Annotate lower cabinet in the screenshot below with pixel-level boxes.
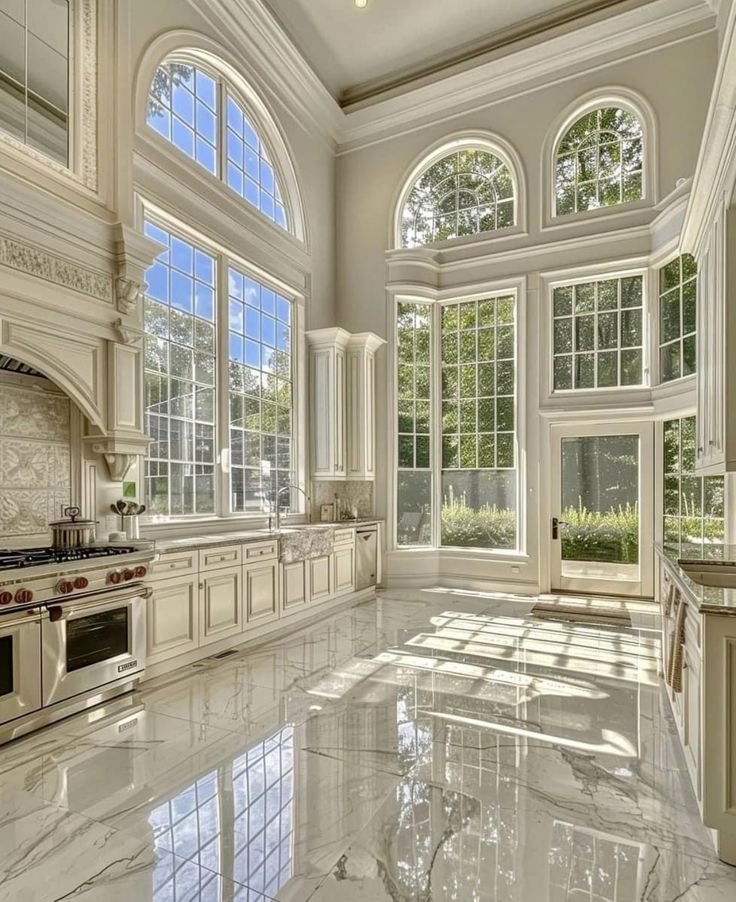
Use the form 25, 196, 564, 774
147, 574, 199, 665
199, 566, 243, 645
333, 545, 355, 596
245, 559, 279, 625
308, 554, 332, 603
282, 560, 307, 611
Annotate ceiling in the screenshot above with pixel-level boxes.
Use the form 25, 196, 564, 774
263, 0, 639, 107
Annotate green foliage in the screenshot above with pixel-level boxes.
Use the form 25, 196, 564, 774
441, 498, 516, 549
560, 503, 639, 564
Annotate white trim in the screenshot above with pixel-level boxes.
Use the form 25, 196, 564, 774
134, 30, 309, 247
542, 86, 658, 226
389, 131, 527, 250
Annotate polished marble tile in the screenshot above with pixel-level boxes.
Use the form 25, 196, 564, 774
0, 588, 734, 902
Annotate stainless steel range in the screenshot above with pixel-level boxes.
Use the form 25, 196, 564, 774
0, 544, 155, 744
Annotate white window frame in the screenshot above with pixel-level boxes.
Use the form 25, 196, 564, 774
539, 261, 651, 407
0, 0, 97, 191
391, 280, 527, 558
391, 131, 527, 250
542, 88, 657, 230
143, 53, 299, 239
139, 199, 306, 524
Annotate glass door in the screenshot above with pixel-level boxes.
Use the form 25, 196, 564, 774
550, 422, 654, 597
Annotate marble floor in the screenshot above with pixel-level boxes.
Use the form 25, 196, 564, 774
1, 588, 736, 901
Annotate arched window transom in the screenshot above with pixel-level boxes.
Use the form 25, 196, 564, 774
400, 148, 516, 248
147, 61, 288, 231
555, 107, 643, 216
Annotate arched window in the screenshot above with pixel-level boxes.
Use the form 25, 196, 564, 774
146, 61, 288, 231
399, 147, 516, 248
554, 106, 643, 216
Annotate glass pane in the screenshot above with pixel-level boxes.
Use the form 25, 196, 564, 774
441, 470, 516, 549
561, 435, 640, 577
659, 255, 697, 384
66, 609, 129, 673
397, 471, 432, 546
0, 0, 69, 164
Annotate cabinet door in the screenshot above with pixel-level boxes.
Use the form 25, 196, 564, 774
282, 560, 307, 611
199, 567, 242, 645
147, 576, 199, 664
245, 560, 279, 625
308, 554, 332, 603
333, 546, 355, 596
683, 649, 702, 802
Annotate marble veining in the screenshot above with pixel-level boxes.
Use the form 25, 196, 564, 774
1, 588, 735, 900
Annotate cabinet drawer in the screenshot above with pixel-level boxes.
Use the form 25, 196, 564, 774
334, 528, 355, 547
148, 551, 198, 581
243, 540, 278, 562
199, 545, 242, 572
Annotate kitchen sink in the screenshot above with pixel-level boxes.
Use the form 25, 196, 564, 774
273, 525, 335, 563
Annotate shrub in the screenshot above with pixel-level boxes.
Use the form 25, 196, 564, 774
560, 503, 639, 564
441, 498, 516, 549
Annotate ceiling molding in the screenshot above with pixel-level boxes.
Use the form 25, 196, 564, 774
338, 0, 715, 154
190, 0, 714, 157
339, 0, 644, 109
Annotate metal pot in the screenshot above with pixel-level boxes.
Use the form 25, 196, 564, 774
49, 506, 98, 549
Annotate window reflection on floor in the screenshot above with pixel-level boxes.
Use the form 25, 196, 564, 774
548, 820, 639, 902
148, 725, 294, 900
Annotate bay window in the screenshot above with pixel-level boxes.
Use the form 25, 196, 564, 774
396, 292, 519, 551
143, 217, 297, 519
658, 254, 697, 383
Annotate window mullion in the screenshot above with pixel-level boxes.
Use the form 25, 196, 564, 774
216, 254, 231, 517
431, 302, 443, 549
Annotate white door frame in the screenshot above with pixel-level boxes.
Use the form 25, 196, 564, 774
549, 420, 654, 598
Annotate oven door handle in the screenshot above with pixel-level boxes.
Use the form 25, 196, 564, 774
0, 606, 43, 627
45, 586, 152, 620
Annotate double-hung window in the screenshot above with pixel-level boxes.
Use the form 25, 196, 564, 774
143, 218, 296, 519
396, 293, 520, 551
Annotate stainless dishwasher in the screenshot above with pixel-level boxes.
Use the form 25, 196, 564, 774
356, 525, 378, 589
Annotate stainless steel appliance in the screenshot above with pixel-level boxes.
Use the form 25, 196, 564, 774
48, 506, 98, 548
0, 544, 154, 744
356, 525, 378, 589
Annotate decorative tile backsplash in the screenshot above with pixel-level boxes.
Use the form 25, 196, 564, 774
0, 376, 71, 539
311, 480, 373, 521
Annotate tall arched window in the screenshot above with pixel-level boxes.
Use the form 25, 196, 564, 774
554, 106, 643, 216
399, 146, 517, 248
146, 60, 288, 231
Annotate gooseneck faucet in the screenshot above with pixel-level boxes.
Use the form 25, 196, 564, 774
273, 483, 311, 531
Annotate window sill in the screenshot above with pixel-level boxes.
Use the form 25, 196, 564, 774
391, 546, 530, 562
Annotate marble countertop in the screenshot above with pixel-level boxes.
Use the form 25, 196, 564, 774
676, 542, 736, 566
153, 519, 383, 554
656, 543, 736, 615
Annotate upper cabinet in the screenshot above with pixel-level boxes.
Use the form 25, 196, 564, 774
306, 328, 385, 481
694, 201, 734, 475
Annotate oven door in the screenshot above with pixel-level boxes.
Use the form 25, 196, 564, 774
42, 587, 150, 708
0, 608, 43, 726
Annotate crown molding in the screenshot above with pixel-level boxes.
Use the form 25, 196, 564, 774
681, 0, 736, 254
185, 0, 342, 146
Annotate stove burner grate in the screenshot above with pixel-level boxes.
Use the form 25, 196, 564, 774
0, 546, 138, 571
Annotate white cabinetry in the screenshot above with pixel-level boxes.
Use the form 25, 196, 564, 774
333, 528, 356, 596
307, 328, 349, 480
306, 328, 385, 481
245, 559, 279, 625
199, 565, 243, 645
346, 334, 386, 480
147, 575, 199, 665
308, 554, 332, 602
282, 560, 307, 610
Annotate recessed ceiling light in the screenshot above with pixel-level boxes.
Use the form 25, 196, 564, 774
354, 0, 368, 8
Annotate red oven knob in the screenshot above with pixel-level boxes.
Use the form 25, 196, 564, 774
0, 591, 12, 605
14, 588, 33, 604
134, 566, 147, 578
108, 571, 122, 585
73, 576, 89, 590
123, 569, 134, 581
57, 580, 74, 595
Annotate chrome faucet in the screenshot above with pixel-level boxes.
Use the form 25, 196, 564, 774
273, 483, 311, 531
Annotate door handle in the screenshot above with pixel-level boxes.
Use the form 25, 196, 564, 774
551, 517, 568, 540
